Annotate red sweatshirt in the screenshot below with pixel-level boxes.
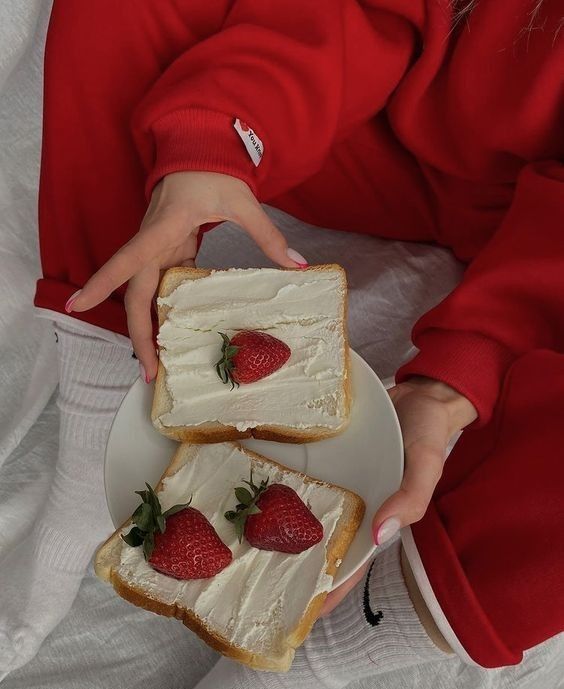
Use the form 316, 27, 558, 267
127, 0, 564, 428
35, 0, 564, 669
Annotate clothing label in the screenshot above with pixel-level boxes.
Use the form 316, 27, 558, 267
233, 118, 264, 167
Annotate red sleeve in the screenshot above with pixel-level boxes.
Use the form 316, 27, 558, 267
397, 161, 564, 426
130, 0, 416, 200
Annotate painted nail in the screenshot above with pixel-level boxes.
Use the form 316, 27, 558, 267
64, 289, 82, 313
286, 247, 308, 268
139, 362, 150, 384
374, 516, 401, 546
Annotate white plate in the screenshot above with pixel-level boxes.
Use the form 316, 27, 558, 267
104, 349, 403, 588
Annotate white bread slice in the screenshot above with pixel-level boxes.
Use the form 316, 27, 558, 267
151, 265, 351, 444
95, 442, 365, 672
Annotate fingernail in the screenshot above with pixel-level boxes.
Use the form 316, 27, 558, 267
286, 248, 308, 269
64, 289, 82, 313
139, 362, 150, 384
374, 516, 401, 546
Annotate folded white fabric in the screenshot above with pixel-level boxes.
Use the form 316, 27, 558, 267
0, 321, 137, 679
0, 0, 57, 469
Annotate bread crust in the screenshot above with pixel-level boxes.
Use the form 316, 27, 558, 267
151, 265, 351, 444
95, 442, 365, 672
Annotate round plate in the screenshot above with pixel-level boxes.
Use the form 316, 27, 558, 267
104, 349, 403, 588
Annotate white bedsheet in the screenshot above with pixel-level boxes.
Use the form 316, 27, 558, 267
0, 2, 562, 688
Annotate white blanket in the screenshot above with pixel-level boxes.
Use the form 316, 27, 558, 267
0, 2, 562, 687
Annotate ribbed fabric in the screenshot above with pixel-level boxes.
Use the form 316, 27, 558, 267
0, 321, 138, 677
396, 329, 515, 427
32, 523, 95, 573
146, 109, 259, 200
195, 540, 447, 689
56, 321, 137, 448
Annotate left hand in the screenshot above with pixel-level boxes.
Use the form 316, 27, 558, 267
68, 171, 303, 381
320, 376, 477, 616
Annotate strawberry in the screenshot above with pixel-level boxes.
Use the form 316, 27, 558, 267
224, 472, 324, 554
215, 330, 291, 387
122, 483, 232, 580
149, 507, 232, 579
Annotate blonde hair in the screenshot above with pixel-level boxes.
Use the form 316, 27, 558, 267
451, 1, 562, 46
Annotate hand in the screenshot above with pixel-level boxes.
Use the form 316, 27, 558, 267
320, 376, 477, 616
67, 171, 307, 380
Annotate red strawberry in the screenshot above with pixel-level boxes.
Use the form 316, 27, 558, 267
225, 473, 323, 554
246, 484, 324, 553
215, 330, 291, 387
122, 483, 232, 580
149, 507, 232, 579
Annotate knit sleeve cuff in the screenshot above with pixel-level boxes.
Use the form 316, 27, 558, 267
396, 330, 515, 427
145, 109, 259, 200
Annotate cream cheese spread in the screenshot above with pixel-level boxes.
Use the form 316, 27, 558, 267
118, 443, 345, 656
156, 268, 346, 431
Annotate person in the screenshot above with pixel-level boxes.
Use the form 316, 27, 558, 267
0, 0, 562, 684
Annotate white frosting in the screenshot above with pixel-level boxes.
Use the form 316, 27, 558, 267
118, 444, 344, 656
156, 268, 346, 431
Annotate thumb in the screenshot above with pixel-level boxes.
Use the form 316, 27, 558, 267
237, 202, 308, 269
371, 441, 445, 545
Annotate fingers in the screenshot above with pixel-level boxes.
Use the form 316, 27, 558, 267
236, 202, 308, 268
70, 228, 173, 312
319, 561, 369, 617
371, 440, 445, 544
69, 194, 305, 315
125, 263, 161, 381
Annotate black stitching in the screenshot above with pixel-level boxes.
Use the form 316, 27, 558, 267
363, 559, 384, 626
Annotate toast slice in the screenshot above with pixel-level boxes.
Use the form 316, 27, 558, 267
95, 442, 365, 672
151, 265, 351, 443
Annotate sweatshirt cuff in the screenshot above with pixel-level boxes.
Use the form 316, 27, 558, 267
146, 109, 259, 200
396, 330, 515, 427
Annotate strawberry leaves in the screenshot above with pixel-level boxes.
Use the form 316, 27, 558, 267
215, 332, 239, 389
121, 483, 192, 560
121, 527, 145, 548
224, 470, 268, 542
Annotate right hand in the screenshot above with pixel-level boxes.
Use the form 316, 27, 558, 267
320, 377, 477, 617
67, 171, 307, 381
